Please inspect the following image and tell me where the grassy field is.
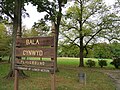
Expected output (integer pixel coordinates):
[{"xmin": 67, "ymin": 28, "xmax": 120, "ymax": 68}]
[
  {"xmin": 57, "ymin": 57, "xmax": 114, "ymax": 68},
  {"xmin": 0, "ymin": 57, "xmax": 116, "ymax": 90}
]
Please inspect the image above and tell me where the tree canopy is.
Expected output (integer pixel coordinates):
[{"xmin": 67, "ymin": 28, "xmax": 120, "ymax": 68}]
[{"xmin": 60, "ymin": 0, "xmax": 120, "ymax": 66}]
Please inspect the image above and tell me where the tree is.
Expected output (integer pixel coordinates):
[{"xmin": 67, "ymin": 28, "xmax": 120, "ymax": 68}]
[
  {"xmin": 60, "ymin": 0, "xmax": 113, "ymax": 67},
  {"xmin": 0, "ymin": 0, "xmax": 29, "ymax": 78},
  {"xmin": 29, "ymin": 0, "xmax": 67, "ymax": 71}
]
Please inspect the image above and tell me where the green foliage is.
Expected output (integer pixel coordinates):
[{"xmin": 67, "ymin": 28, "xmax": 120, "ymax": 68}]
[
  {"xmin": 98, "ymin": 59, "xmax": 107, "ymax": 68},
  {"xmin": 0, "ymin": 23, "xmax": 11, "ymax": 57},
  {"xmin": 86, "ymin": 59, "xmax": 96, "ymax": 67},
  {"xmin": 60, "ymin": 0, "xmax": 113, "ymax": 67},
  {"xmin": 58, "ymin": 44, "xmax": 79, "ymax": 57},
  {"xmin": 110, "ymin": 57, "xmax": 120, "ymax": 69},
  {"xmin": 0, "ymin": 0, "xmax": 28, "ymax": 21},
  {"xmin": 30, "ymin": 0, "xmax": 66, "ymax": 22},
  {"xmin": 32, "ymin": 19, "xmax": 50, "ymax": 36},
  {"xmin": 23, "ymin": 28, "xmax": 39, "ymax": 37},
  {"xmin": 88, "ymin": 42, "xmax": 120, "ymax": 59},
  {"xmin": 110, "ymin": 41, "xmax": 120, "ymax": 57},
  {"xmin": 93, "ymin": 43, "xmax": 111, "ymax": 58},
  {"xmin": 98, "ymin": 13, "xmax": 120, "ymax": 43},
  {"xmin": 58, "ymin": 42, "xmax": 120, "ymax": 59},
  {"xmin": 23, "ymin": 22, "xmax": 50, "ymax": 37},
  {"xmin": 0, "ymin": 0, "xmax": 14, "ymax": 20}
]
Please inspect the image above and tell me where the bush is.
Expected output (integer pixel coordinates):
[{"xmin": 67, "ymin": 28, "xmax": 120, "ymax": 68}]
[
  {"xmin": 98, "ymin": 59, "xmax": 107, "ymax": 68},
  {"xmin": 110, "ymin": 57, "xmax": 120, "ymax": 69},
  {"xmin": 86, "ymin": 59, "xmax": 96, "ymax": 67}
]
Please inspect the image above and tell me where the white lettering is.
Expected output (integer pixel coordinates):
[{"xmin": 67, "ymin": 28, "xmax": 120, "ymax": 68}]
[
  {"xmin": 25, "ymin": 39, "xmax": 40, "ymax": 45},
  {"xmin": 22, "ymin": 50, "xmax": 43, "ymax": 56}
]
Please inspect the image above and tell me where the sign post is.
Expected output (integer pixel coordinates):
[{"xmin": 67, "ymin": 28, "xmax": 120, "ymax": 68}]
[
  {"xmin": 14, "ymin": 70, "xmax": 18, "ymax": 90},
  {"xmin": 14, "ymin": 36, "xmax": 56, "ymax": 90}
]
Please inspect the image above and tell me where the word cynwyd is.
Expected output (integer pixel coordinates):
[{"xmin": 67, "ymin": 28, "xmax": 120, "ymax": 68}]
[{"xmin": 23, "ymin": 50, "xmax": 43, "ymax": 56}]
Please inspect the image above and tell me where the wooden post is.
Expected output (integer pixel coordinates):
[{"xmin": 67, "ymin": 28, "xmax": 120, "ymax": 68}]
[
  {"xmin": 14, "ymin": 70, "xmax": 18, "ymax": 90},
  {"xmin": 51, "ymin": 73, "xmax": 55, "ymax": 90},
  {"xmin": 51, "ymin": 58, "xmax": 56, "ymax": 90},
  {"xmin": 51, "ymin": 22, "xmax": 56, "ymax": 90}
]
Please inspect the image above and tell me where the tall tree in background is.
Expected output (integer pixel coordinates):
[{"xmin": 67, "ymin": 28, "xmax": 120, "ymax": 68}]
[
  {"xmin": 60, "ymin": 0, "xmax": 116, "ymax": 67},
  {"xmin": 30, "ymin": 0, "xmax": 67, "ymax": 71}
]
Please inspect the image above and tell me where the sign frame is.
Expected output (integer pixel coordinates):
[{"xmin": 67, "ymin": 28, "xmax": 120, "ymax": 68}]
[{"xmin": 14, "ymin": 36, "xmax": 56, "ymax": 90}]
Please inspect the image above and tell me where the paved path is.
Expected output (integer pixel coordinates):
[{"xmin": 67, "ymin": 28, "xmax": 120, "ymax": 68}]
[{"xmin": 101, "ymin": 70, "xmax": 120, "ymax": 90}]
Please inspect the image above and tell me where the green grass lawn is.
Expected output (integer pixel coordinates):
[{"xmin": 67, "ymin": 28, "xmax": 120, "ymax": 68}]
[
  {"xmin": 58, "ymin": 57, "xmax": 114, "ymax": 68},
  {"xmin": 0, "ymin": 57, "xmax": 116, "ymax": 90}
]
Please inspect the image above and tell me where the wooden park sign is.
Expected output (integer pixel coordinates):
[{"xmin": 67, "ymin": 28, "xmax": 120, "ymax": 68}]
[{"xmin": 14, "ymin": 36, "xmax": 56, "ymax": 90}]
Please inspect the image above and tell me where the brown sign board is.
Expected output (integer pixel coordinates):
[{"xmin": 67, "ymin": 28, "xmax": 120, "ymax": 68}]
[
  {"xmin": 16, "ymin": 36, "xmax": 54, "ymax": 47},
  {"xmin": 14, "ymin": 36, "xmax": 56, "ymax": 90},
  {"xmin": 16, "ymin": 48, "xmax": 55, "ymax": 58}
]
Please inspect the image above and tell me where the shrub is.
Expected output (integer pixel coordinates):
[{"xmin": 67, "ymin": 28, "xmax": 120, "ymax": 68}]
[
  {"xmin": 98, "ymin": 59, "xmax": 107, "ymax": 68},
  {"xmin": 86, "ymin": 59, "xmax": 96, "ymax": 67},
  {"xmin": 110, "ymin": 57, "xmax": 120, "ymax": 69}
]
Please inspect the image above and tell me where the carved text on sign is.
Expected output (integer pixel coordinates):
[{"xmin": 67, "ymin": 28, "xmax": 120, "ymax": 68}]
[
  {"xmin": 17, "ymin": 60, "xmax": 45, "ymax": 66},
  {"xmin": 26, "ymin": 39, "xmax": 39, "ymax": 45},
  {"xmin": 15, "ymin": 66, "xmax": 50, "ymax": 72},
  {"xmin": 23, "ymin": 50, "xmax": 43, "ymax": 56}
]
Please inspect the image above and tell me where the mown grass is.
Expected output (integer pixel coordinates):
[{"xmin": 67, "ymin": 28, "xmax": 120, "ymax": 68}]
[
  {"xmin": 0, "ymin": 57, "xmax": 116, "ymax": 90},
  {"xmin": 58, "ymin": 57, "xmax": 114, "ymax": 68}
]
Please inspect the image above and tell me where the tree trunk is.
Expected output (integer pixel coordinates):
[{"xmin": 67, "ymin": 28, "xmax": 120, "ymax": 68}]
[
  {"xmin": 55, "ymin": 25, "xmax": 59, "ymax": 72},
  {"xmin": 79, "ymin": 37, "xmax": 84, "ymax": 67},
  {"xmin": 78, "ymin": 0, "xmax": 84, "ymax": 67},
  {"xmin": 5, "ymin": 0, "xmax": 27, "ymax": 78}
]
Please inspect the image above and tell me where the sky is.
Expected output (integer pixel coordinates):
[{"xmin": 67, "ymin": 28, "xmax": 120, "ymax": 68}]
[
  {"xmin": 22, "ymin": 4, "xmax": 46, "ymax": 29},
  {"xmin": 22, "ymin": 0, "xmax": 115, "ymax": 29}
]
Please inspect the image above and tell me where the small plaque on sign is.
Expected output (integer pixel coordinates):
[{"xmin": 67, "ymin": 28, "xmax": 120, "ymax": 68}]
[{"xmin": 15, "ymin": 66, "xmax": 52, "ymax": 73}]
